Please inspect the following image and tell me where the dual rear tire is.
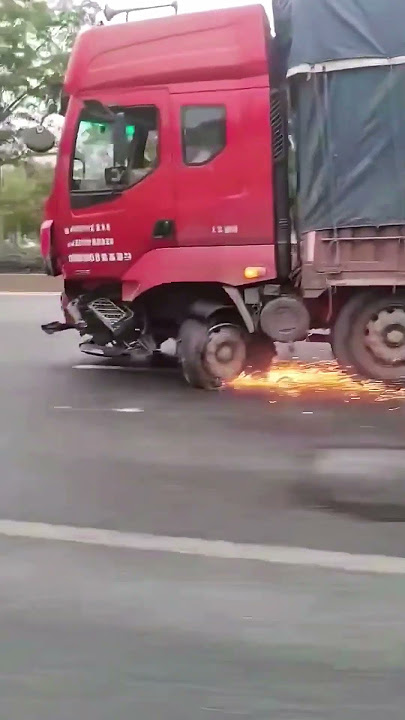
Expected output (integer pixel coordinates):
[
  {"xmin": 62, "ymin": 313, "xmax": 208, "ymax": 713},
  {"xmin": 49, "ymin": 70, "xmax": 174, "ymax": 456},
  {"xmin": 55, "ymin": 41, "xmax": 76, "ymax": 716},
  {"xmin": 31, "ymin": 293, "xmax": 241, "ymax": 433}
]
[{"xmin": 332, "ymin": 291, "xmax": 405, "ymax": 383}]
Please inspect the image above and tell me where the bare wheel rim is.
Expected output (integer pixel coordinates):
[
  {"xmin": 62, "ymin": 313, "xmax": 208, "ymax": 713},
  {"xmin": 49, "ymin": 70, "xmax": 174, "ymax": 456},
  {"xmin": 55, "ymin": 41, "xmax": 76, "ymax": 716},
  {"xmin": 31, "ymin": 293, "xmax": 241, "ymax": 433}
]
[
  {"xmin": 365, "ymin": 307, "xmax": 405, "ymax": 364},
  {"xmin": 202, "ymin": 324, "xmax": 247, "ymax": 382}
]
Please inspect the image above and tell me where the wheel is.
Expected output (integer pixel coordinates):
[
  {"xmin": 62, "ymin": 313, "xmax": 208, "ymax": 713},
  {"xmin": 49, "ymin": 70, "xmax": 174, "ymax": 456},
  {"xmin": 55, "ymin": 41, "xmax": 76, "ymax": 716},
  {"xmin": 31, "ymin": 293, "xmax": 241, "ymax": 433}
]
[
  {"xmin": 178, "ymin": 318, "xmax": 247, "ymax": 389},
  {"xmin": 245, "ymin": 334, "xmax": 277, "ymax": 374},
  {"xmin": 331, "ymin": 292, "xmax": 375, "ymax": 372},
  {"xmin": 332, "ymin": 291, "xmax": 405, "ymax": 382}
]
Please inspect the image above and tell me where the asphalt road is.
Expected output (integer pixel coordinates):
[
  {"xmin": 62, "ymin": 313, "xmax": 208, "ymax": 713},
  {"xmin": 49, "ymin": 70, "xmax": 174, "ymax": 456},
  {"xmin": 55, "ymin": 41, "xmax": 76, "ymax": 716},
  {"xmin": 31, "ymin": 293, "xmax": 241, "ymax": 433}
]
[{"xmin": 1, "ymin": 291, "xmax": 405, "ymax": 719}]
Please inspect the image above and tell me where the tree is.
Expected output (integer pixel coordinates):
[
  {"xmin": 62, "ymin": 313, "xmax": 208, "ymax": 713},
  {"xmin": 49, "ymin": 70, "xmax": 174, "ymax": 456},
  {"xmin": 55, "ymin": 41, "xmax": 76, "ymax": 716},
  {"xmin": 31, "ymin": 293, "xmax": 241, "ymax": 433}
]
[
  {"xmin": 50, "ymin": 0, "xmax": 101, "ymax": 26},
  {"xmin": 0, "ymin": 0, "xmax": 99, "ymax": 264},
  {"xmin": 2, "ymin": 1, "xmax": 72, "ymax": 121},
  {"xmin": 0, "ymin": 0, "xmax": 99, "ymax": 139},
  {"xmin": 0, "ymin": 0, "xmax": 99, "ymax": 169}
]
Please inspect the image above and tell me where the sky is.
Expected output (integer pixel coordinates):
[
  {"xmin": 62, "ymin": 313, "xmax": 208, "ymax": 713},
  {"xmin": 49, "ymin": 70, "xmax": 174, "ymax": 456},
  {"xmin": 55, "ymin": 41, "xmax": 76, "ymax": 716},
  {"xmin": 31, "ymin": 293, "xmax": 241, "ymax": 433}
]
[{"xmin": 103, "ymin": 0, "xmax": 274, "ymax": 27}]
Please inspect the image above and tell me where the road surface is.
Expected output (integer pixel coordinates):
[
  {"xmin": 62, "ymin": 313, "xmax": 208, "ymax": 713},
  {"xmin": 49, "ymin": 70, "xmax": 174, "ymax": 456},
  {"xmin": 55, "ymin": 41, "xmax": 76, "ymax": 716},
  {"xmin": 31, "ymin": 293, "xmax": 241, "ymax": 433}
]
[{"xmin": 1, "ymin": 290, "xmax": 405, "ymax": 719}]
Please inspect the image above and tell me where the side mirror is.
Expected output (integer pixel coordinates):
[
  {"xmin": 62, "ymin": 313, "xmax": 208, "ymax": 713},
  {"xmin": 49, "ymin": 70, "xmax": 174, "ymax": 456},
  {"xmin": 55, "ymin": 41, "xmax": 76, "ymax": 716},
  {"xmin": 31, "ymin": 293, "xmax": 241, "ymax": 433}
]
[
  {"xmin": 105, "ymin": 165, "xmax": 127, "ymax": 186},
  {"xmin": 73, "ymin": 157, "xmax": 85, "ymax": 180},
  {"xmin": 21, "ymin": 126, "xmax": 55, "ymax": 153}
]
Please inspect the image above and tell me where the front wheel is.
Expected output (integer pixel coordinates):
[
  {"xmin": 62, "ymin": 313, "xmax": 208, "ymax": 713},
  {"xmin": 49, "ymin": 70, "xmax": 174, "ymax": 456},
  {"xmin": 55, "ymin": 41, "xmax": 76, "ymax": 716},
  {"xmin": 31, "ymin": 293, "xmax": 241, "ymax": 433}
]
[
  {"xmin": 178, "ymin": 319, "xmax": 247, "ymax": 389},
  {"xmin": 332, "ymin": 291, "xmax": 405, "ymax": 382}
]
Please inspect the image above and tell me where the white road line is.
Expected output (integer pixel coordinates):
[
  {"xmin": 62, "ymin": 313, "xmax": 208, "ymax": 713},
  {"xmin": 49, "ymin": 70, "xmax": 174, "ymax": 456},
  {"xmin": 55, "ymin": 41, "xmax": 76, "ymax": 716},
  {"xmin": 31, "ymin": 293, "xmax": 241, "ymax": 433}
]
[
  {"xmin": 0, "ymin": 273, "xmax": 52, "ymax": 277},
  {"xmin": 54, "ymin": 405, "xmax": 144, "ymax": 413},
  {"xmin": 114, "ymin": 407, "xmax": 144, "ymax": 413},
  {"xmin": 74, "ymin": 364, "xmax": 132, "ymax": 371},
  {"xmin": 0, "ymin": 519, "xmax": 404, "ymax": 575},
  {"xmin": 0, "ymin": 291, "xmax": 60, "ymax": 296},
  {"xmin": 73, "ymin": 364, "xmax": 149, "ymax": 372}
]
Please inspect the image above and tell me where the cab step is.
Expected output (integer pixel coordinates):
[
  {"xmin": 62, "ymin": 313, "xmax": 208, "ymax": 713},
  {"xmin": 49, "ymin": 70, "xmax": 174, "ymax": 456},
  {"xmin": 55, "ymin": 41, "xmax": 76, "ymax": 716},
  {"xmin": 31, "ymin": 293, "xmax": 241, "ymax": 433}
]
[{"xmin": 87, "ymin": 298, "xmax": 134, "ymax": 337}]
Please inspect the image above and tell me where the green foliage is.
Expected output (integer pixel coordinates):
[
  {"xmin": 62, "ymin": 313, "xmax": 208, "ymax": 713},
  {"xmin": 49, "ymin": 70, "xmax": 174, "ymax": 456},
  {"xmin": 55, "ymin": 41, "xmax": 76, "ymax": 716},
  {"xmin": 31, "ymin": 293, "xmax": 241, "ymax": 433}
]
[
  {"xmin": 0, "ymin": 1, "xmax": 81, "ymax": 122},
  {"xmin": 0, "ymin": 0, "xmax": 97, "ymax": 270},
  {"xmin": 0, "ymin": 0, "xmax": 98, "ymax": 124},
  {"xmin": 1, "ymin": 162, "xmax": 53, "ymax": 234}
]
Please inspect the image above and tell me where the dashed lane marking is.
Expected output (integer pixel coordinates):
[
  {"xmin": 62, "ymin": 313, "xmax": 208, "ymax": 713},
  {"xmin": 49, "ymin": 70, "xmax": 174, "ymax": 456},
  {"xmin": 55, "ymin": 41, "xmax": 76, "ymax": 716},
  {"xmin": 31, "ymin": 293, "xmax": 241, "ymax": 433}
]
[
  {"xmin": 54, "ymin": 405, "xmax": 144, "ymax": 413},
  {"xmin": 73, "ymin": 364, "xmax": 151, "ymax": 372}
]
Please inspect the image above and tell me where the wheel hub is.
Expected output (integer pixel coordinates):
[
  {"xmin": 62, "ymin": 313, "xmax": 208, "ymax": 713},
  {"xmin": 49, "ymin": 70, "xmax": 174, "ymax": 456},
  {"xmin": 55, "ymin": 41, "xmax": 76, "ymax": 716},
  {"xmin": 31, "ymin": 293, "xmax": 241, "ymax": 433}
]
[
  {"xmin": 384, "ymin": 326, "xmax": 405, "ymax": 347},
  {"xmin": 216, "ymin": 342, "xmax": 234, "ymax": 363},
  {"xmin": 365, "ymin": 308, "xmax": 405, "ymax": 364},
  {"xmin": 203, "ymin": 325, "xmax": 246, "ymax": 381}
]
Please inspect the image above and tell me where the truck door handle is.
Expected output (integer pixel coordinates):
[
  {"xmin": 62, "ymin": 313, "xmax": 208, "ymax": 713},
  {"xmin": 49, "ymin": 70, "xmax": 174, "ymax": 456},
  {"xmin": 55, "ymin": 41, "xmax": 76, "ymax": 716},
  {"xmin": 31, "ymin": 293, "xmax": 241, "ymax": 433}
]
[{"xmin": 153, "ymin": 219, "xmax": 174, "ymax": 239}]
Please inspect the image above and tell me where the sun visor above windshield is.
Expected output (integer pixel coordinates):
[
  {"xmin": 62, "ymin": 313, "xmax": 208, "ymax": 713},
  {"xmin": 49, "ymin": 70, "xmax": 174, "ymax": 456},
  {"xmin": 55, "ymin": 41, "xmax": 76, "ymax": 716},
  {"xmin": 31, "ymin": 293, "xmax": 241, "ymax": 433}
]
[{"xmin": 64, "ymin": 5, "xmax": 270, "ymax": 97}]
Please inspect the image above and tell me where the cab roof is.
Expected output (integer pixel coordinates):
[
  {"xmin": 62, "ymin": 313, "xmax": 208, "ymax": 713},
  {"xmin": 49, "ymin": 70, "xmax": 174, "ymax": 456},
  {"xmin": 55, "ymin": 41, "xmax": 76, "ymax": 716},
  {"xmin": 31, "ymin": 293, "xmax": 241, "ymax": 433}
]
[{"xmin": 64, "ymin": 5, "xmax": 270, "ymax": 96}]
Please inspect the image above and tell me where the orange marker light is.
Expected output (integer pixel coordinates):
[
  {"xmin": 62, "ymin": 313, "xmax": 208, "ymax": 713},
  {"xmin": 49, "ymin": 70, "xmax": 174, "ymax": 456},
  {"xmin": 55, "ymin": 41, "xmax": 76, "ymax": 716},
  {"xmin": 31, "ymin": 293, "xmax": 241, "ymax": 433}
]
[{"xmin": 244, "ymin": 266, "xmax": 266, "ymax": 280}]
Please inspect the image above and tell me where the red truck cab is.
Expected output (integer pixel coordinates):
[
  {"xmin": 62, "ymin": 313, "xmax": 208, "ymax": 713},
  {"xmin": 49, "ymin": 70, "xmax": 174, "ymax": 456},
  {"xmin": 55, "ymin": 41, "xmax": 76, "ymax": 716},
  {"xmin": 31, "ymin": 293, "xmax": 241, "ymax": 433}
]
[
  {"xmin": 38, "ymin": 5, "xmax": 303, "ymax": 388},
  {"xmin": 45, "ymin": 6, "xmax": 284, "ymax": 292}
]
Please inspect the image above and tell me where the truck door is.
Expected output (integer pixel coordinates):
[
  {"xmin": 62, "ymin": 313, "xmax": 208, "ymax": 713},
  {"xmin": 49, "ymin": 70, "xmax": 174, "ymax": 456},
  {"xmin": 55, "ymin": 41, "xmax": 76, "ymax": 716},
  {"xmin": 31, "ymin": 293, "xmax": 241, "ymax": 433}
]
[
  {"xmin": 170, "ymin": 88, "xmax": 274, "ymax": 249},
  {"xmin": 59, "ymin": 89, "xmax": 174, "ymax": 280}
]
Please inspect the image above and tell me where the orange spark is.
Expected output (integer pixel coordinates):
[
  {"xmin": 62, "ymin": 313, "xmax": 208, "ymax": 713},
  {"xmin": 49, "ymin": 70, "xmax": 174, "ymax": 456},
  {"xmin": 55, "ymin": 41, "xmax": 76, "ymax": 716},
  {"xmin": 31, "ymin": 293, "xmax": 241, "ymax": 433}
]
[{"xmin": 230, "ymin": 361, "xmax": 405, "ymax": 403}]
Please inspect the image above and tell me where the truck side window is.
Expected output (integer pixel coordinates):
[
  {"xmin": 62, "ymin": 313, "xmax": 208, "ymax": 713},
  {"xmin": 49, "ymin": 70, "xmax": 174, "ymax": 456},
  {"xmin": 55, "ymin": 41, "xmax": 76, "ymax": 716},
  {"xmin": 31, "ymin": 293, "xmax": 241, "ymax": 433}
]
[
  {"xmin": 71, "ymin": 105, "xmax": 159, "ymax": 194},
  {"xmin": 182, "ymin": 106, "xmax": 226, "ymax": 166}
]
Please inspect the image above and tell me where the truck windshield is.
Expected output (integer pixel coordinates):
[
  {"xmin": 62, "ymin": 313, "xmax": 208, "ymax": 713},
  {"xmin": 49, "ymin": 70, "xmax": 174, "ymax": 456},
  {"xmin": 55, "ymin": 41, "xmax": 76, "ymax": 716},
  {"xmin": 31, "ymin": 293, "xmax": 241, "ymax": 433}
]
[{"xmin": 71, "ymin": 106, "xmax": 158, "ymax": 193}]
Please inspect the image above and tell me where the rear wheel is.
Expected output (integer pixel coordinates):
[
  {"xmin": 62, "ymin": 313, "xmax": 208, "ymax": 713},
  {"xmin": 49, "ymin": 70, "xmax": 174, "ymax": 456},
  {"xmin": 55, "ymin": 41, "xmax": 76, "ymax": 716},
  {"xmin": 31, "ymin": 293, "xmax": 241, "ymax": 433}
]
[
  {"xmin": 332, "ymin": 291, "xmax": 405, "ymax": 382},
  {"xmin": 178, "ymin": 318, "xmax": 247, "ymax": 389},
  {"xmin": 331, "ymin": 292, "xmax": 374, "ymax": 372}
]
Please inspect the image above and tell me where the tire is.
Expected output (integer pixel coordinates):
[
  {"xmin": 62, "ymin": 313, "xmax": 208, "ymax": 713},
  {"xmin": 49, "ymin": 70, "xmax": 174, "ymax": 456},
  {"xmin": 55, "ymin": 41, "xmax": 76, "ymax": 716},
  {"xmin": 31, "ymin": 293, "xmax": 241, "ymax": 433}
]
[
  {"xmin": 331, "ymin": 292, "xmax": 375, "ymax": 373},
  {"xmin": 178, "ymin": 318, "xmax": 247, "ymax": 389},
  {"xmin": 245, "ymin": 334, "xmax": 277, "ymax": 374},
  {"xmin": 332, "ymin": 291, "xmax": 405, "ymax": 383}
]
